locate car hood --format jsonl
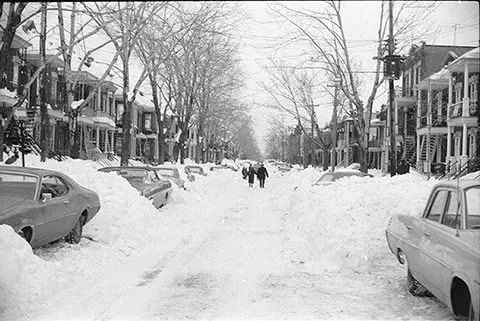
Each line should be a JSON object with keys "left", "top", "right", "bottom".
{"left": 0, "top": 196, "right": 36, "bottom": 218}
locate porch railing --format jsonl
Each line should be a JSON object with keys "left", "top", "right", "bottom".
{"left": 449, "top": 102, "right": 463, "bottom": 118}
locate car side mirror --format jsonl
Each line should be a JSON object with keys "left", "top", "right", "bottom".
{"left": 42, "top": 193, "right": 53, "bottom": 202}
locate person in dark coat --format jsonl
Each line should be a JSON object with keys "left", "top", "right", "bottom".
{"left": 256, "top": 163, "right": 269, "bottom": 188}
{"left": 242, "top": 166, "right": 248, "bottom": 179}
{"left": 247, "top": 164, "right": 256, "bottom": 187}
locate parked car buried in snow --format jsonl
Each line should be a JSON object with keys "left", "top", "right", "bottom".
{"left": 153, "top": 165, "right": 191, "bottom": 187}
{"left": 385, "top": 179, "right": 480, "bottom": 320}
{"left": 312, "top": 171, "right": 373, "bottom": 186}
{"left": 98, "top": 166, "right": 172, "bottom": 208}
{"left": 0, "top": 166, "right": 101, "bottom": 248}
{"left": 185, "top": 165, "right": 207, "bottom": 177}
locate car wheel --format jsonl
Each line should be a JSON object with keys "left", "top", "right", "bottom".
{"left": 407, "top": 268, "right": 430, "bottom": 296}
{"left": 66, "top": 216, "right": 84, "bottom": 244}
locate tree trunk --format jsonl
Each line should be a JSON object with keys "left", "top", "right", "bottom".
{"left": 120, "top": 60, "right": 131, "bottom": 166}
{"left": 149, "top": 74, "right": 165, "bottom": 165}
{"left": 39, "top": 3, "right": 50, "bottom": 162}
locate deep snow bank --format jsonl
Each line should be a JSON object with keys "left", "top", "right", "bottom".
{"left": 0, "top": 155, "right": 199, "bottom": 318}
{"left": 271, "top": 169, "right": 437, "bottom": 274}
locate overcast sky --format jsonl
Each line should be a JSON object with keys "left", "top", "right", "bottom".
{"left": 237, "top": 1, "right": 479, "bottom": 153}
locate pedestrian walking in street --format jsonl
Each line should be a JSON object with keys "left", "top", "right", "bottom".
{"left": 247, "top": 164, "right": 256, "bottom": 187}
{"left": 256, "top": 163, "right": 269, "bottom": 188}
{"left": 242, "top": 166, "right": 248, "bottom": 179}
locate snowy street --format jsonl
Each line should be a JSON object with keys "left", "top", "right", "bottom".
{"left": 0, "top": 158, "right": 457, "bottom": 320}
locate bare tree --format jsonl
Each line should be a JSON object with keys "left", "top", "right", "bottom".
{"left": 83, "top": 1, "right": 166, "bottom": 166}
{"left": 56, "top": 2, "right": 122, "bottom": 158}
{"left": 262, "top": 61, "right": 332, "bottom": 168}
{"left": 270, "top": 1, "right": 438, "bottom": 172}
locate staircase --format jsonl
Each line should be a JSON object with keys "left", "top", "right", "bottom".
{"left": 420, "top": 135, "right": 439, "bottom": 163}
{"left": 403, "top": 137, "right": 416, "bottom": 166}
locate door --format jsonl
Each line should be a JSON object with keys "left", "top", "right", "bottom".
{"left": 414, "top": 188, "right": 448, "bottom": 293}
{"left": 35, "top": 175, "right": 75, "bottom": 243}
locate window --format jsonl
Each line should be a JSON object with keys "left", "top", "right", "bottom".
{"left": 426, "top": 190, "right": 448, "bottom": 222}
{"left": 41, "top": 175, "right": 68, "bottom": 198}
{"left": 442, "top": 190, "right": 461, "bottom": 228}
{"left": 454, "top": 83, "right": 462, "bottom": 104}
{"left": 144, "top": 114, "right": 152, "bottom": 131}
{"left": 465, "top": 186, "right": 480, "bottom": 229}
{"left": 469, "top": 76, "right": 478, "bottom": 102}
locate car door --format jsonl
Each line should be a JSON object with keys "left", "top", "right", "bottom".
{"left": 415, "top": 188, "right": 449, "bottom": 297}
{"left": 35, "top": 175, "right": 75, "bottom": 243}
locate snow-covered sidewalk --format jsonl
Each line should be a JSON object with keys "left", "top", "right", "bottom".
{"left": 1, "top": 158, "right": 455, "bottom": 320}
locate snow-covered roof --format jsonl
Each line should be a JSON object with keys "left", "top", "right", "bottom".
{"left": 93, "top": 116, "right": 116, "bottom": 128}
{"left": 455, "top": 47, "right": 480, "bottom": 61}
{"left": 447, "top": 47, "right": 480, "bottom": 73}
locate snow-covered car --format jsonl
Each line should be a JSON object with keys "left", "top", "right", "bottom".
{"left": 185, "top": 165, "right": 207, "bottom": 177}
{"left": 276, "top": 163, "right": 293, "bottom": 173}
{"left": 312, "top": 171, "right": 373, "bottom": 186}
{"left": 0, "top": 165, "right": 101, "bottom": 248}
{"left": 385, "top": 179, "right": 480, "bottom": 320}
{"left": 152, "top": 165, "right": 189, "bottom": 188}
{"left": 210, "top": 164, "right": 237, "bottom": 172}
{"left": 98, "top": 166, "right": 172, "bottom": 208}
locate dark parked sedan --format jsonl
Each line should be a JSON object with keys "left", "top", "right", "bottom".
{"left": 98, "top": 166, "right": 172, "bottom": 208}
{"left": 0, "top": 166, "right": 101, "bottom": 248}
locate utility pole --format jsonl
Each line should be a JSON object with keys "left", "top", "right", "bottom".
{"left": 388, "top": 0, "right": 397, "bottom": 176}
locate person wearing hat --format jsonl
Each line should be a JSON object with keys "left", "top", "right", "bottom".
{"left": 256, "top": 163, "right": 269, "bottom": 188}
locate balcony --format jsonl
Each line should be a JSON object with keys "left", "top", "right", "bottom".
{"left": 449, "top": 100, "right": 478, "bottom": 118}
{"left": 449, "top": 101, "right": 463, "bottom": 118}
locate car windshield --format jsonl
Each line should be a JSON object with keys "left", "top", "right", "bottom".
{"left": 318, "top": 173, "right": 335, "bottom": 182}
{"left": 156, "top": 168, "right": 176, "bottom": 177}
{"left": 465, "top": 186, "right": 480, "bottom": 229}
{"left": 103, "top": 168, "right": 152, "bottom": 181}
{"left": 0, "top": 172, "right": 38, "bottom": 199}
{"left": 190, "top": 167, "right": 202, "bottom": 173}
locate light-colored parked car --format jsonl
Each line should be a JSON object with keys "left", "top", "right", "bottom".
{"left": 185, "top": 165, "right": 207, "bottom": 177}
{"left": 0, "top": 166, "right": 101, "bottom": 248}
{"left": 98, "top": 166, "right": 172, "bottom": 208}
{"left": 386, "top": 179, "right": 480, "bottom": 320}
{"left": 153, "top": 165, "right": 190, "bottom": 188}
{"left": 312, "top": 171, "right": 373, "bottom": 186}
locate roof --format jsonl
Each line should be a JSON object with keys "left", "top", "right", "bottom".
{"left": 98, "top": 166, "right": 153, "bottom": 171}
{"left": 0, "top": 165, "right": 62, "bottom": 177}
{"left": 446, "top": 47, "right": 480, "bottom": 73}
{"left": 26, "top": 53, "right": 64, "bottom": 68}
{"left": 0, "top": 31, "right": 31, "bottom": 49}
{"left": 71, "top": 70, "right": 117, "bottom": 90}
{"left": 435, "top": 179, "right": 480, "bottom": 190}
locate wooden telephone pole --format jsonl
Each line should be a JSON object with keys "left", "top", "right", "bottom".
{"left": 388, "top": 0, "right": 397, "bottom": 176}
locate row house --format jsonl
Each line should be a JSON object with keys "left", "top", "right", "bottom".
{"left": 445, "top": 48, "right": 479, "bottom": 172}
{"left": 1, "top": 32, "right": 118, "bottom": 160}
{"left": 0, "top": 32, "right": 31, "bottom": 121}
{"left": 414, "top": 47, "right": 479, "bottom": 174}
{"left": 26, "top": 54, "right": 69, "bottom": 155}
{"left": 72, "top": 70, "right": 117, "bottom": 159}
{"left": 384, "top": 42, "right": 475, "bottom": 173}
{"left": 335, "top": 112, "right": 385, "bottom": 170}
{"left": 114, "top": 93, "right": 160, "bottom": 163}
